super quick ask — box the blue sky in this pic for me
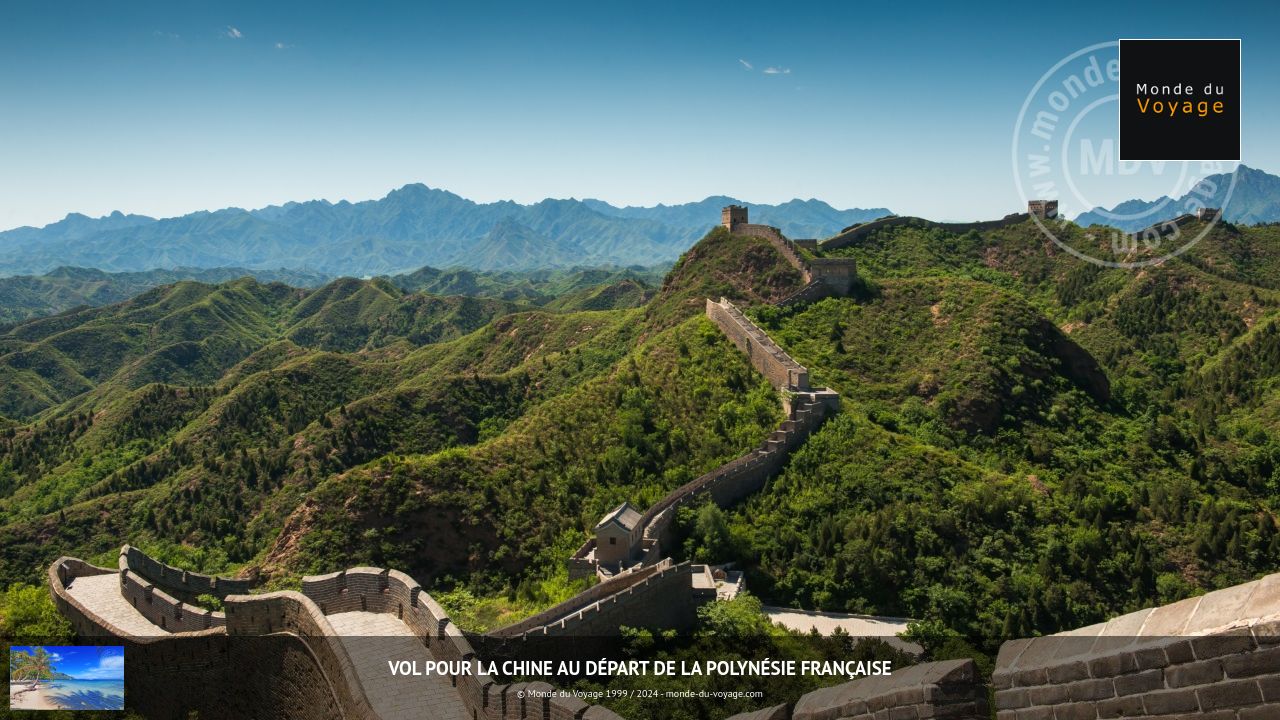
[11,646,124,680]
[1,0,1277,229]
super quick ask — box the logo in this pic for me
[1012,42,1238,268]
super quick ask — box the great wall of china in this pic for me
[44,206,1279,719]
[818,212,1034,251]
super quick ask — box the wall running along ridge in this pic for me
[567,294,839,583]
[819,213,1030,250]
[727,222,858,300]
[47,217,1280,719]
[48,553,357,720]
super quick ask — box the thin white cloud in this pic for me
[763,67,791,75]
[77,654,125,681]
[274,42,293,50]
[225,26,243,39]
[153,31,180,40]
[738,58,753,71]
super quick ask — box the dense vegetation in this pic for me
[0,229,797,604]
[683,220,1280,654]
[0,263,666,329]
[0,217,1278,718]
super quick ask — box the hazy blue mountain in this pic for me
[583,196,891,240]
[1076,164,1280,231]
[0,185,891,276]
[0,210,155,251]
[457,219,585,271]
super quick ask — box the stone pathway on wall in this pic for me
[63,572,169,638]
[325,611,470,720]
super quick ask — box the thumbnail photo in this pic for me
[7,646,124,711]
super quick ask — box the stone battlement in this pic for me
[51,547,1280,720]
[119,544,255,601]
[993,572,1280,719]
[496,561,713,638]
[707,297,810,391]
[721,206,858,301]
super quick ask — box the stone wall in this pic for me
[120,543,254,601]
[48,557,135,639]
[123,632,348,720]
[731,223,813,282]
[775,280,833,308]
[119,563,225,632]
[730,222,859,301]
[635,397,828,555]
[821,213,1030,250]
[807,258,858,295]
[707,297,810,391]
[48,555,356,720]
[1131,212,1196,242]
[493,562,668,637]
[994,571,1280,719]
[225,589,381,720]
[53,547,1280,720]
[720,660,988,720]
[293,565,639,719]
[568,298,837,582]
[506,562,714,638]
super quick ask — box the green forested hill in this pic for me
[0,220,1277,655]
[0,263,666,329]
[686,220,1280,650]
[0,232,795,610]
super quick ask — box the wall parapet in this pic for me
[506,561,712,638]
[493,561,668,637]
[224,590,381,720]
[993,571,1280,719]
[119,565,226,633]
[707,297,810,391]
[730,223,813,282]
[727,219,858,299]
[119,544,254,600]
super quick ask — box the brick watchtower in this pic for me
[1027,200,1059,219]
[722,204,748,231]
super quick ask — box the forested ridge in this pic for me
[0,220,1277,659]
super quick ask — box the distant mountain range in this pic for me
[1076,164,1280,231]
[0,188,889,277]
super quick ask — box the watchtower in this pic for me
[722,204,748,230]
[1027,200,1059,219]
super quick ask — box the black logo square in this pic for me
[1119,39,1240,161]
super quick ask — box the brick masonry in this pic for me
[706,297,811,391]
[119,543,254,602]
[725,219,858,301]
[993,571,1280,719]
